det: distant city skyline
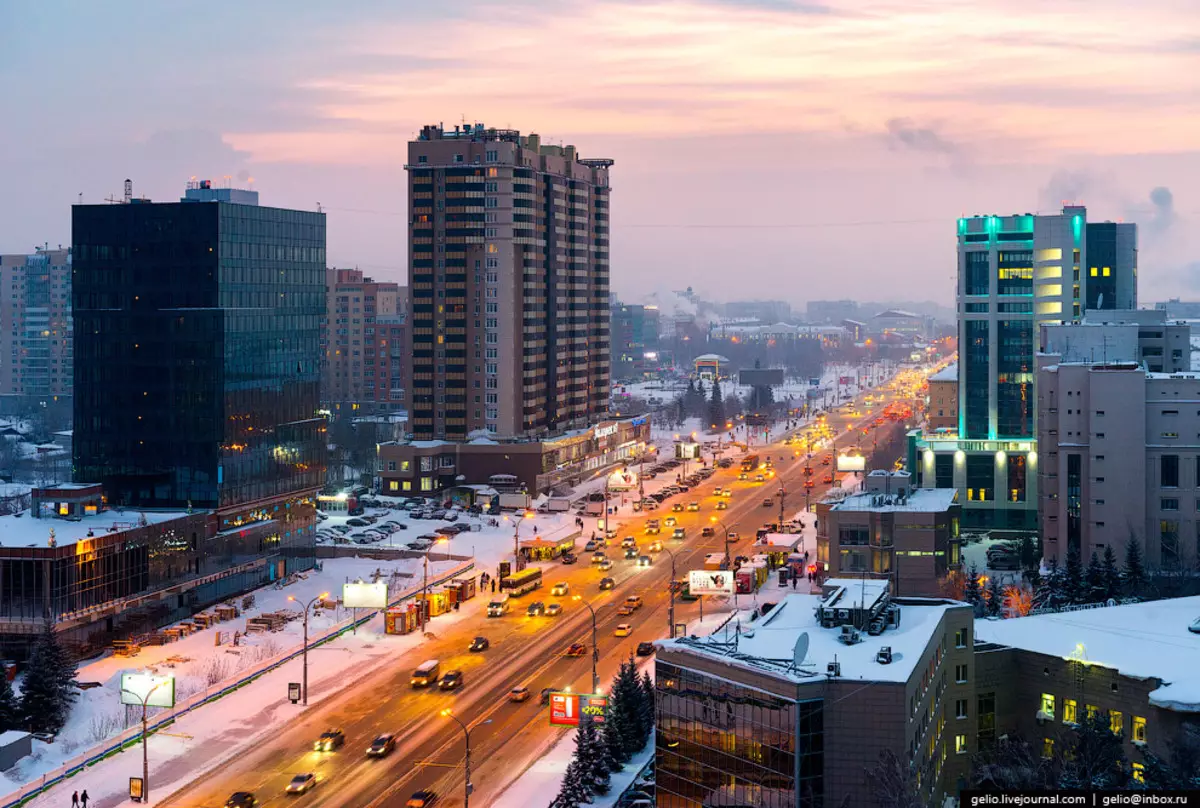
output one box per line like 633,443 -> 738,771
2,0 -> 1198,305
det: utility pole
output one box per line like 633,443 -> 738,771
574,596 -> 601,693
288,592 -> 329,706
121,680 -> 168,803
663,546 -> 677,637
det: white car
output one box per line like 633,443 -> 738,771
613,623 -> 633,638
550,582 -> 570,596
286,773 -> 318,794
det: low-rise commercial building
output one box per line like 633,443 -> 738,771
654,580 -> 974,807
816,471 -> 961,597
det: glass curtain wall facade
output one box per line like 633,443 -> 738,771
996,319 -> 1033,438
656,660 -> 824,808
72,200 -> 325,510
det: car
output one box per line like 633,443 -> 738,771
763,498 -> 774,507
566,642 -> 587,657
636,641 -> 656,656
727,531 -> 740,542
823,455 -> 832,465
822,474 -> 834,484
406,790 -> 439,808
804,479 -> 816,489
803,466 -> 815,476
672,528 -> 686,539
225,794 -> 258,808
438,670 -> 464,690
755,474 -> 766,483
647,540 -> 663,552
671,503 -> 684,512
468,636 -> 489,652
366,734 -> 396,757
715,500 -> 728,510
510,686 -> 531,702
686,502 -> 700,512
591,552 -> 607,564
638,555 -> 652,567
314,729 -> 345,752
613,623 -> 633,637
546,602 -> 563,616
347,518 -> 368,527
561,553 -> 578,565
625,595 -> 643,609
621,536 -> 637,548
598,577 -> 615,590
286,773 -> 318,794
584,540 -> 598,552
547,580 -> 570,597
617,603 -> 636,616
644,524 -> 661,535
738,472 -> 749,480
664,516 -> 677,527
598,559 -> 613,570
701,526 -> 715,538
527,601 -> 545,617
624,547 -> 638,560
541,687 -> 555,705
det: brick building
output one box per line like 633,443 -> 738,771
320,268 -> 405,414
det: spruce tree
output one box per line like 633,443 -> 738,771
577,717 -> 610,795
1123,537 -> 1147,597
1084,551 -> 1105,604
20,621 -> 76,734
985,575 -> 1004,618
641,670 -> 656,728
601,702 -> 633,766
963,562 -> 983,615
552,758 -> 592,808
1064,544 -> 1085,604
1019,533 -> 1038,571
0,674 -> 18,732
1033,558 -> 1067,611
1058,710 -> 1130,790
707,380 -> 725,430
1101,544 -> 1122,601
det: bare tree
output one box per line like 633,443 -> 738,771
867,749 -> 924,808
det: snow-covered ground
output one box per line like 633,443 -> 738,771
2,553 -> 474,804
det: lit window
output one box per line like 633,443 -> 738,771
1090,267 -> 1098,277
388,481 -> 398,492
955,628 -> 968,648
1042,738 -> 1054,759
1041,693 -> 1055,717
1132,762 -> 1145,783
1063,699 -> 1077,724
955,735 -> 967,755
1133,716 -> 1147,742
420,477 -> 434,492
1086,704 -> 1098,721
1110,710 -> 1123,735
402,481 -> 412,491
1103,267 -> 1111,277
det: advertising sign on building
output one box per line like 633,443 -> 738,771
120,673 -> 176,708
549,692 -> 609,727
688,569 -> 735,596
675,442 -> 700,460
342,581 -> 388,609
836,455 -> 866,473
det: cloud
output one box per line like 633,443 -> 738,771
1147,186 -> 1177,233
884,118 -> 958,155
1039,169 -> 1097,209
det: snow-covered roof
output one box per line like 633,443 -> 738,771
660,592 -> 963,684
975,597 -> 1200,713
0,730 -> 29,746
0,509 -> 195,549
693,354 -> 730,363
929,363 -> 957,383
831,488 -> 958,514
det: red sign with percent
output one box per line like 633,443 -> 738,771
549,692 -> 608,727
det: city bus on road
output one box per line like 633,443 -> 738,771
499,567 -> 543,597
740,454 -> 760,472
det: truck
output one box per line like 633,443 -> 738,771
487,594 -> 510,617
542,497 -> 571,513
498,492 -> 531,511
704,553 -> 729,571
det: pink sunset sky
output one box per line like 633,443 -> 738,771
2,0 -> 1197,306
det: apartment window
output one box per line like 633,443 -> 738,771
486,150 -> 498,162
420,477 -> 434,491
954,627 -> 969,648
1162,520 -> 1181,569
420,456 -> 433,472
1110,710 -> 1123,735
1162,498 -> 1180,511
417,155 -> 427,164
453,154 -> 464,163
1162,455 -> 1180,487
1040,693 -> 1055,717
955,735 -> 968,755
401,460 -> 411,472
1095,432 -> 1105,439
955,664 -> 968,684
955,699 -> 968,719
1042,738 -> 1055,760
1086,704 -> 1099,721
1063,699 -> 1077,724
402,481 -> 412,492
388,480 -> 399,492
387,461 -> 397,471
1132,762 -> 1145,783
1133,716 -> 1147,742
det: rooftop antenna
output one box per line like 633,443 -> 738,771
124,179 -> 132,204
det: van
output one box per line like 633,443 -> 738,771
411,659 -> 440,688
487,595 -> 510,617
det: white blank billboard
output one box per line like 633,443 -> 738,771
343,581 -> 388,609
837,455 -> 866,473
689,570 -> 734,596
120,673 -> 176,708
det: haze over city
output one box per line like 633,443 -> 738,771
3,0 -> 1198,306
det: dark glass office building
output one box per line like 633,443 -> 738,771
72,184 -> 326,513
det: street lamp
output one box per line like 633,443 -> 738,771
120,678 -> 169,803
509,510 -> 535,574
661,545 -> 678,638
288,592 -> 330,706
572,595 -> 601,693
710,516 -> 733,568
442,710 -> 491,808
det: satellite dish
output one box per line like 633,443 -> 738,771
793,632 -> 810,668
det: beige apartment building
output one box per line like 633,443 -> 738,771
405,123 -> 611,441
320,268 -> 403,414
926,362 -> 958,433
0,248 -> 73,415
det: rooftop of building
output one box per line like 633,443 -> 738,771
976,597 -> 1200,712
831,487 -> 958,514
658,581 -> 963,685
0,507 -> 197,549
928,363 -> 958,383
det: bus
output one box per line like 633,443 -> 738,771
741,455 -> 760,472
499,567 -> 543,597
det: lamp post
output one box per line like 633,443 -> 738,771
573,596 -> 601,694
442,710 -> 490,808
777,484 -> 788,531
121,679 -> 169,803
511,510 -> 534,574
288,591 -> 330,706
662,545 -> 678,637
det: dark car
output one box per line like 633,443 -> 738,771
406,791 -> 439,808
225,794 -> 258,808
540,687 -> 555,705
438,670 -> 464,690
527,601 -> 545,617
561,553 -> 578,565
366,734 -> 396,757
566,642 -> 587,657
624,547 -> 638,559
313,729 -> 345,752
469,636 -> 490,652
598,577 -> 615,591
636,641 -> 656,657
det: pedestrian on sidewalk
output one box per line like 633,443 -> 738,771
71,792 -> 79,808
491,580 -> 496,593
81,791 -> 90,808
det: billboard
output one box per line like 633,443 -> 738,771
837,454 -> 866,473
738,368 -> 784,387
675,442 -> 700,460
120,673 -> 176,708
549,692 -> 608,727
838,375 -> 853,385
343,581 -> 388,609
689,569 -> 735,596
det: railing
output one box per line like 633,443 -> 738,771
1027,596 -> 1139,618
0,559 -> 475,808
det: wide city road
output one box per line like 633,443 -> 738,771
158,369 -> 929,808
